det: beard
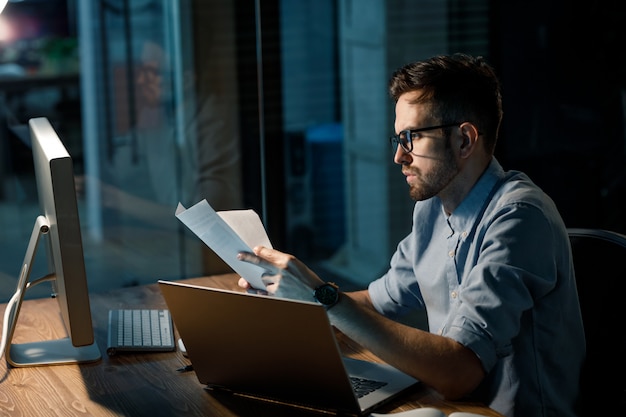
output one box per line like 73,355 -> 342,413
407,147 -> 459,201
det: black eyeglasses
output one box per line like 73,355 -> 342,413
389,123 -> 461,153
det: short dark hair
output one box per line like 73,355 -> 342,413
388,53 -> 503,154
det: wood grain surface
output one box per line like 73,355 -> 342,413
0,274 -> 504,417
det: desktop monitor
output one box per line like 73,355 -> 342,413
3,117 -> 100,366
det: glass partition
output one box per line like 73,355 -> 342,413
1,0 -> 625,302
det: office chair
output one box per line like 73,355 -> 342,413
567,228 -> 626,416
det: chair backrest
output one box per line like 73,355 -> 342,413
568,228 -> 626,416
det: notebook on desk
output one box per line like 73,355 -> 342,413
158,280 -> 419,416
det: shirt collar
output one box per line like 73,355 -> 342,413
446,158 -> 505,235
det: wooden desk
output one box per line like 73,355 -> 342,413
0,274 -> 505,417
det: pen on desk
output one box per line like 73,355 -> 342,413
177,364 -> 193,372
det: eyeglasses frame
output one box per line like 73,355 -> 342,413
389,122 -> 462,154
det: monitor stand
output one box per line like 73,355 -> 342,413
4,215 -> 101,367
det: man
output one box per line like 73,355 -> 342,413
238,53 -> 585,417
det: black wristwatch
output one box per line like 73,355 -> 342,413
313,282 -> 340,309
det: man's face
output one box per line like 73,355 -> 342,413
136,41 -> 166,106
136,60 -> 163,106
393,91 -> 460,201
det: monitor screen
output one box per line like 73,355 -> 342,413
3,117 -> 100,366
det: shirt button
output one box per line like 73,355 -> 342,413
461,231 -> 468,238
451,291 -> 457,299
437,329 -> 443,335
448,250 -> 454,257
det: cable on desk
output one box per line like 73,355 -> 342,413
1,272 -> 55,361
176,364 -> 193,372
1,289 -> 22,361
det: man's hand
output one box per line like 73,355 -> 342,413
237,246 -> 325,301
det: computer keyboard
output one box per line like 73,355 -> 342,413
350,376 -> 388,398
106,309 -> 176,355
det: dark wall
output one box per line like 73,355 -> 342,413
495,1 -> 626,233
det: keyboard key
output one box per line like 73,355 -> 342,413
107,309 -> 176,355
350,376 -> 387,398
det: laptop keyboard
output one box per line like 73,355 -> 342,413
350,376 -> 388,398
106,309 -> 175,355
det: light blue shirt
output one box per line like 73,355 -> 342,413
368,158 -> 585,417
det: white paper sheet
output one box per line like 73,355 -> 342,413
175,200 -> 272,289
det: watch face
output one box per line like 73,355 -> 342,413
315,283 -> 338,306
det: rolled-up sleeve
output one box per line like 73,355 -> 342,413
442,199 -> 565,372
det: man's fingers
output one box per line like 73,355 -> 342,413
237,251 -> 281,275
237,277 -> 251,289
252,246 -> 295,270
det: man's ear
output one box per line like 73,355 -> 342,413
458,122 -> 480,158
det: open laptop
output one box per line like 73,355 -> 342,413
158,280 -> 419,416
